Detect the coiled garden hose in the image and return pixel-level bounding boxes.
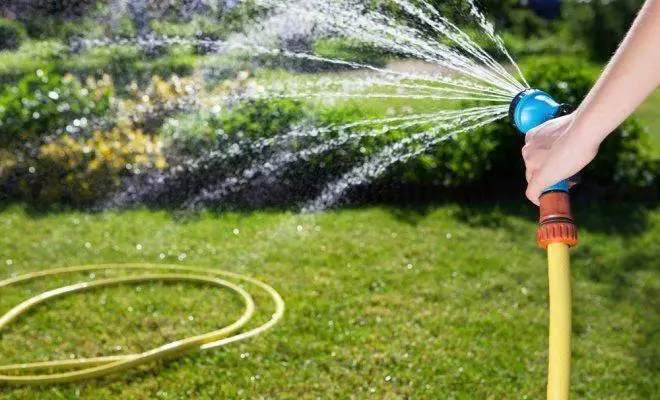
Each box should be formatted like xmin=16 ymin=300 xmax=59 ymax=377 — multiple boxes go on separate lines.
xmin=0 ymin=263 xmax=285 ymax=385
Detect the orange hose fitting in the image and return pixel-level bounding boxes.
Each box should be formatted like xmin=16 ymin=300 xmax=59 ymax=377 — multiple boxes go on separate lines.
xmin=537 ymin=191 xmax=578 ymax=249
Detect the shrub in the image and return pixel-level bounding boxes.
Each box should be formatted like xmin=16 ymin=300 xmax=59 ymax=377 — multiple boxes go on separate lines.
xmin=0 ymin=70 xmax=113 ymax=145
xmin=0 ymin=18 xmax=27 ymax=51
xmin=313 ymin=39 xmax=389 ymax=68
xmin=118 ymin=74 xmax=204 ymax=133
xmin=563 ymin=0 xmax=645 ymax=62
xmin=122 ymin=98 xmax=312 ymax=206
xmin=162 ymin=98 xmax=308 ymax=162
xmin=14 ymin=128 xmax=166 ymax=204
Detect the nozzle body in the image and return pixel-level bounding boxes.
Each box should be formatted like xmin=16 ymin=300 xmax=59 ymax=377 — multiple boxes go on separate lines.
xmin=510 ymin=89 xmax=570 ymax=193
xmin=509 ymin=89 xmax=561 ymax=134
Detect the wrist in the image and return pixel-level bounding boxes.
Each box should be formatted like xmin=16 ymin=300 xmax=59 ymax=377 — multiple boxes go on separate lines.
xmin=565 ymin=116 xmax=605 ymax=150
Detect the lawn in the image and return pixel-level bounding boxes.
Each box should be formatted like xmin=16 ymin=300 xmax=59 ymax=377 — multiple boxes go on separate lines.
xmin=1 ymin=203 xmax=658 ymax=399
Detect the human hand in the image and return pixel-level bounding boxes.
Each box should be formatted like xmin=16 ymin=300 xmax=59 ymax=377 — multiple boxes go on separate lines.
xmin=521 ymin=113 xmax=600 ymax=205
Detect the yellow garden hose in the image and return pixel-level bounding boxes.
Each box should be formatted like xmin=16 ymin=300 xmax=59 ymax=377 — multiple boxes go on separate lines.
xmin=537 ymin=190 xmax=578 ymax=400
xmin=0 ymin=263 xmax=285 ymax=385
xmin=546 ymin=243 xmax=572 ymax=400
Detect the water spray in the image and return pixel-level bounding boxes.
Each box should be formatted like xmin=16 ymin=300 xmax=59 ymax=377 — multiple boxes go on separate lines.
xmin=510 ymin=89 xmax=578 ymax=400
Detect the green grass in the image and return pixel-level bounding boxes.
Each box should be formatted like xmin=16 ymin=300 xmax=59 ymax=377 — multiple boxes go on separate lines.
xmin=0 ymin=203 xmax=658 ymax=399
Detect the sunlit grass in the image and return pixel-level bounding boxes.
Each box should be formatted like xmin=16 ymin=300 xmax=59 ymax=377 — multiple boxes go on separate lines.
xmin=0 ymin=203 xmax=658 ymax=399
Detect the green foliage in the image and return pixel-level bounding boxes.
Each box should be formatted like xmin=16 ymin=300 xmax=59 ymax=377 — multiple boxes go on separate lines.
xmin=563 ymin=0 xmax=645 ymax=61
xmin=521 ymin=56 xmax=601 ymax=105
xmin=12 ymin=128 xmax=166 ymax=204
xmin=0 ymin=18 xmax=27 ymax=51
xmin=209 ymin=98 xmax=307 ymax=142
xmin=0 ymin=70 xmax=112 ymax=145
xmin=163 ymin=98 xmax=308 ymax=159
xmin=313 ymin=39 xmax=389 ymax=67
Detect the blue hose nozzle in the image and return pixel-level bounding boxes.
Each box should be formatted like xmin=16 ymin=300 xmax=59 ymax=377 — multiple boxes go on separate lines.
xmin=510 ymin=89 xmax=570 ymax=193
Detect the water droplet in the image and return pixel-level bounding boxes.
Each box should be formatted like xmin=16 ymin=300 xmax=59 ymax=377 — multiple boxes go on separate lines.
xmin=159 ymin=253 xmax=166 ymax=259
xmin=406 ymin=263 xmax=413 ymax=270
xmin=385 ymin=375 xmax=392 ymax=382
xmin=178 ymin=253 xmax=187 ymax=261
xmin=136 ymin=244 xmax=143 ymax=250
xmin=446 ymin=233 xmax=452 ymax=239
xmin=296 ymin=225 xmax=303 ymax=232
xmin=48 ymin=91 xmax=59 ymax=100
xmin=84 ymin=242 xmax=92 ymax=249
xmin=233 ymin=228 xmax=240 ymax=235
xmin=6 ymin=259 xmax=13 ymax=266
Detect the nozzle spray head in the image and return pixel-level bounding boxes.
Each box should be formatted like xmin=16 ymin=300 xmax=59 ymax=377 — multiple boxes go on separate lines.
xmin=509 ymin=89 xmax=562 ymax=134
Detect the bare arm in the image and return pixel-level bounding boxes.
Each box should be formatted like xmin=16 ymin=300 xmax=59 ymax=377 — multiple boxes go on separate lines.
xmin=523 ymin=0 xmax=660 ymax=205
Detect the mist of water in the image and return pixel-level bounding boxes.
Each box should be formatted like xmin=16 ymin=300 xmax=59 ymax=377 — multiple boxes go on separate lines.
xmin=82 ymin=0 xmax=530 ymax=210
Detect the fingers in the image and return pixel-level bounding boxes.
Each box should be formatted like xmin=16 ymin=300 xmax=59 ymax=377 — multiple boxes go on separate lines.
xmin=525 ymin=168 xmax=534 ymax=184
xmin=526 ymin=182 xmax=542 ymax=207
xmin=525 ymin=114 xmax=572 ymax=144
xmin=526 ymin=164 xmax=567 ymax=206
xmin=522 ymin=143 xmax=543 ymax=179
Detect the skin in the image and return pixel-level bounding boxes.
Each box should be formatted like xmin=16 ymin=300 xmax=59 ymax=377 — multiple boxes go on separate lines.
xmin=522 ymin=0 xmax=660 ymax=205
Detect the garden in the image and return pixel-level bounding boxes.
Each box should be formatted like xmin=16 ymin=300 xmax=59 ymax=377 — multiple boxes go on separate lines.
xmin=0 ymin=0 xmax=659 ymax=398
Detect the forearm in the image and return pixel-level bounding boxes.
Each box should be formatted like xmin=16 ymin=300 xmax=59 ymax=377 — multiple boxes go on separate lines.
xmin=570 ymin=0 xmax=660 ymax=146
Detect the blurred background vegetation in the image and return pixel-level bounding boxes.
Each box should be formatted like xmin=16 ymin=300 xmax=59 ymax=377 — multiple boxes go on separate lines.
xmin=0 ymin=0 xmax=656 ymax=207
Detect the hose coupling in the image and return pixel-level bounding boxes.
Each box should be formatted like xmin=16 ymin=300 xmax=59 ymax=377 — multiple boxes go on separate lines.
xmin=537 ymin=191 xmax=578 ymax=249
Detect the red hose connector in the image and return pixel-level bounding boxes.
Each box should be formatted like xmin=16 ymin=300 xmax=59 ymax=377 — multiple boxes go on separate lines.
xmin=537 ymin=191 xmax=578 ymax=249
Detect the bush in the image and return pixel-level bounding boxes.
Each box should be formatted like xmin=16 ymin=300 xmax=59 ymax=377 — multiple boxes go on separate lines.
xmin=563 ymin=0 xmax=644 ymax=62
xmin=163 ymin=98 xmax=308 ymax=162
xmin=119 ymin=98 xmax=312 ymax=206
xmin=118 ymin=74 xmax=204 ymax=133
xmin=0 ymin=18 xmax=27 ymax=51
xmin=12 ymin=128 xmax=166 ymax=204
xmin=313 ymin=39 xmax=389 ymax=68
xmin=0 ymin=70 xmax=113 ymax=145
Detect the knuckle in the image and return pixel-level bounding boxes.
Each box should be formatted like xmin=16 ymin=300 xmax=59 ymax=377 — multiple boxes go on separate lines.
xmin=521 ymin=146 xmax=531 ymax=158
